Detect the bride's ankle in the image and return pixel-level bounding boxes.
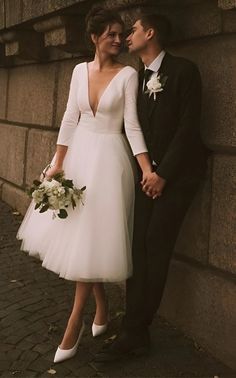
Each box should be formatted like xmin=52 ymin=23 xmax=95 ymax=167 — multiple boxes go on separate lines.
xmin=94 ymin=308 xmax=108 ymax=325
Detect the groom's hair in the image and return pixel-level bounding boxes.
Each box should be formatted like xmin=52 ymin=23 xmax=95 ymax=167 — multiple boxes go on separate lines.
xmin=138 ymin=13 xmax=171 ymax=47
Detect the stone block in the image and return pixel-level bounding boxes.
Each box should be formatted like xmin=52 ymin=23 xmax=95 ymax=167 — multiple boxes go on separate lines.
xmin=0 ymin=0 xmax=4 ymax=29
xmin=7 ymin=64 xmax=56 ymax=126
xmin=45 ymin=27 xmax=67 ymax=47
xmin=218 ymin=0 xmax=236 ymax=9
xmin=0 ymin=123 xmax=27 ymax=186
xmin=159 ymin=259 xmax=236 ymax=370
xmin=0 ymin=69 xmax=8 ymax=118
xmin=0 ymin=178 xmax=4 ymax=198
xmin=170 ymin=35 xmax=236 ymax=151
xmin=5 ymin=0 xmax=22 ymax=28
xmin=175 ymin=159 xmax=212 ymax=264
xmin=22 ymin=0 xmax=82 ymax=23
xmin=169 ymin=1 xmax=222 ymax=41
xmin=208 ymin=154 xmax=236 ymax=274
xmin=55 ymin=59 xmax=81 ymax=127
xmin=26 ymin=129 xmax=58 ymax=186
xmin=2 ymin=183 xmax=30 ymax=215
xmin=222 ymin=9 xmax=236 ymax=32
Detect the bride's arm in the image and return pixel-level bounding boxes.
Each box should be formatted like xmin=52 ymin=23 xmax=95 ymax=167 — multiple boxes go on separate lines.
xmin=123 ymin=69 xmax=152 ymax=178
xmin=46 ymin=65 xmax=80 ymax=177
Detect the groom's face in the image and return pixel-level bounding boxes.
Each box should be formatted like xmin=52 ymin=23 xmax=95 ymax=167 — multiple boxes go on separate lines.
xmin=126 ymin=20 xmax=149 ymax=53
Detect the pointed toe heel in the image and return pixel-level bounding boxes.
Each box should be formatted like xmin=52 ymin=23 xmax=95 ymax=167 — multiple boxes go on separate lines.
xmin=92 ymin=322 xmax=108 ymax=337
xmin=54 ymin=321 xmax=85 ymax=363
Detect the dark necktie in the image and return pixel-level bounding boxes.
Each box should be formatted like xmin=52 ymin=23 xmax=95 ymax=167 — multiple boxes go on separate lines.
xmin=143 ymin=69 xmax=153 ymax=93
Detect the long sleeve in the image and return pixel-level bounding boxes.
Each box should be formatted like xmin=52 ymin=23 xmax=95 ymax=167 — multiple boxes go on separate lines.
xmin=124 ymin=70 xmax=148 ymax=156
xmin=57 ymin=65 xmax=81 ymax=146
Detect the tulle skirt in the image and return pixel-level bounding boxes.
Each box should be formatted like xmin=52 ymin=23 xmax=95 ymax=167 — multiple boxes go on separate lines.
xmin=17 ymin=124 xmax=137 ymax=282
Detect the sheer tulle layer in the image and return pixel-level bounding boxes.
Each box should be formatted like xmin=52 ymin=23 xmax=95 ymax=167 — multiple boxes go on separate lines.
xmin=17 ymin=125 xmax=136 ymax=282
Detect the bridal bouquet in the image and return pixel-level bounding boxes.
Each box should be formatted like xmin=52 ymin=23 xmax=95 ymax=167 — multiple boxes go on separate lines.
xmin=29 ymin=169 xmax=86 ymax=219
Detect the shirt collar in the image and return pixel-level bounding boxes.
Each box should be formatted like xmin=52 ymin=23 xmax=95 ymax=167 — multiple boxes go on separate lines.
xmin=145 ymin=50 xmax=166 ymax=73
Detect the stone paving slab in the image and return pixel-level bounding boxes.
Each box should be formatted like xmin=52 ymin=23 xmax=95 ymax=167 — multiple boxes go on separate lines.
xmin=0 ymin=200 xmax=235 ymax=378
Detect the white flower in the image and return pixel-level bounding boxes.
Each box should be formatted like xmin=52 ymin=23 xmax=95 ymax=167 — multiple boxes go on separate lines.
xmin=145 ymin=73 xmax=167 ymax=100
xmin=32 ymin=190 xmax=44 ymax=204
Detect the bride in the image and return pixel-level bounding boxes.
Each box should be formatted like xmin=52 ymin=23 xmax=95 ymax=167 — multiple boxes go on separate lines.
xmin=17 ymin=6 xmax=152 ymax=363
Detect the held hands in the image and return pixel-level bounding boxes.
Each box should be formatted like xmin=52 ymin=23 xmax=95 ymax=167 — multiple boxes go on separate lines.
xmin=141 ymin=171 xmax=166 ymax=199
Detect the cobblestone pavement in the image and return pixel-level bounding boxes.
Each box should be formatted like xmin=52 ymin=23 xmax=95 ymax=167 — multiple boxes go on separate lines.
xmin=0 ymin=200 xmax=235 ymax=378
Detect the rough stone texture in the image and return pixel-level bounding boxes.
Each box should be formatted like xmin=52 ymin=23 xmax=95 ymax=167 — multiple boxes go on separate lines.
xmin=165 ymin=1 xmax=222 ymax=41
xmin=5 ymin=0 xmax=22 ymax=28
xmin=0 ymin=0 xmax=4 ymax=29
xmin=0 ymin=123 xmax=27 ymax=186
xmin=218 ymin=0 xmax=236 ymax=9
xmin=209 ymin=154 xmax=236 ymax=274
xmin=55 ymin=58 xmax=81 ymax=127
xmin=0 ymin=178 xmax=4 ymax=198
xmin=159 ymin=259 xmax=236 ymax=371
xmin=26 ymin=129 xmax=58 ymax=187
xmin=1 ymin=183 xmax=30 ymax=214
xmin=0 ymin=69 xmax=8 ymax=118
xmin=45 ymin=26 xmax=67 ymax=47
xmin=7 ymin=63 xmax=56 ymax=126
xmin=222 ymin=9 xmax=236 ymax=32
xmin=175 ymin=159 xmax=212 ymax=264
xmin=22 ymin=0 xmax=84 ymax=23
xmin=170 ymin=35 xmax=236 ymax=151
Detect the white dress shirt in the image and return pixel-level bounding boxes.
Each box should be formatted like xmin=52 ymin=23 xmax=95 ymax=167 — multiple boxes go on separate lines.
xmin=145 ymin=50 xmax=166 ymax=72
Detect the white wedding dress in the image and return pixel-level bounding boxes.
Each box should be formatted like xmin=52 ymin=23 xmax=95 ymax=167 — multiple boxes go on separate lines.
xmin=17 ymin=62 xmax=147 ymax=282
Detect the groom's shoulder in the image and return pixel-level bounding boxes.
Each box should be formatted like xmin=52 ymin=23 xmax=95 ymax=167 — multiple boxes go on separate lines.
xmin=167 ymin=53 xmax=200 ymax=77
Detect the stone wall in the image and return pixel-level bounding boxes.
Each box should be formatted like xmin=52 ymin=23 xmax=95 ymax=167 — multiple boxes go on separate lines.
xmin=0 ymin=0 xmax=235 ymax=370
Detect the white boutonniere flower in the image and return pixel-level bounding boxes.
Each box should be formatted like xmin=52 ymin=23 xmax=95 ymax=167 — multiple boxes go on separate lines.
xmin=145 ymin=73 xmax=168 ymax=100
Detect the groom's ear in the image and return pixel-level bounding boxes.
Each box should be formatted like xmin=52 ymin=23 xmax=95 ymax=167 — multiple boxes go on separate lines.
xmin=146 ymin=28 xmax=155 ymax=41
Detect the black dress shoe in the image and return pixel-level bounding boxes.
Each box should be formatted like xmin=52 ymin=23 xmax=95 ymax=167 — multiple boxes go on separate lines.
xmin=94 ymin=328 xmax=150 ymax=362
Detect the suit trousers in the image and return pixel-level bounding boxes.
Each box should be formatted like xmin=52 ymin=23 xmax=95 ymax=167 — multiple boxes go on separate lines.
xmin=124 ymin=177 xmax=201 ymax=330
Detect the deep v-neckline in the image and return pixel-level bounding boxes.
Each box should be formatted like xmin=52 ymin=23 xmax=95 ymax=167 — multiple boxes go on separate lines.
xmin=86 ymin=63 xmax=127 ymax=118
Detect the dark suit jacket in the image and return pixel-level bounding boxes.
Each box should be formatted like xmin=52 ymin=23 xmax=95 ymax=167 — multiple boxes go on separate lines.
xmin=137 ymin=52 xmax=207 ymax=185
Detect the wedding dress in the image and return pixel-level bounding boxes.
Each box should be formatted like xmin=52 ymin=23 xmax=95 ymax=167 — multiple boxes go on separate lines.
xmin=17 ymin=62 xmax=147 ymax=282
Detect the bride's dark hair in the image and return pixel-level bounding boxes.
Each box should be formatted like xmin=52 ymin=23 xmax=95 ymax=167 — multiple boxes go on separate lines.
xmin=85 ymin=5 xmax=124 ymax=40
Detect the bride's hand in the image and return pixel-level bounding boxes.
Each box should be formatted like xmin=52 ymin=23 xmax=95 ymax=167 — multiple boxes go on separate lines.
xmin=41 ymin=165 xmax=63 ymax=180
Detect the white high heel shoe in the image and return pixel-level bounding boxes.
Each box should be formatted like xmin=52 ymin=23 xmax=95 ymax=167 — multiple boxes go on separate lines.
xmin=54 ymin=321 xmax=85 ymax=363
xmin=92 ymin=321 xmax=108 ymax=337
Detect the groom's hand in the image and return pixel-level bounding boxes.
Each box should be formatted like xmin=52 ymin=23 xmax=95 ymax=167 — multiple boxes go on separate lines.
xmin=141 ymin=172 xmax=166 ymax=199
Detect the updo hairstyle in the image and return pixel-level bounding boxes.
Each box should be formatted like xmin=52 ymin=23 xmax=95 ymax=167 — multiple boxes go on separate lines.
xmin=85 ymin=5 xmax=125 ymax=43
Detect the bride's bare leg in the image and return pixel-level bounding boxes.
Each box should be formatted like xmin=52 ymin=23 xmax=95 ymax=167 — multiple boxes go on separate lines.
xmin=60 ymin=281 xmax=93 ymax=349
xmin=93 ymin=283 xmax=108 ymax=325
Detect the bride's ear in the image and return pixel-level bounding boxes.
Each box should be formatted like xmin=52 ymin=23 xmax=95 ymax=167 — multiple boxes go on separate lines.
xmin=91 ymin=33 xmax=98 ymax=46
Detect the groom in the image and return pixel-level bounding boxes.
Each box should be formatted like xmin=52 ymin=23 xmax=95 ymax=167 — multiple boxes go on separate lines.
xmin=95 ymin=13 xmax=207 ymax=361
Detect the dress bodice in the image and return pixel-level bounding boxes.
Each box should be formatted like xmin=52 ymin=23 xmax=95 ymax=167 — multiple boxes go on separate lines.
xmin=57 ymin=62 xmax=147 ymax=156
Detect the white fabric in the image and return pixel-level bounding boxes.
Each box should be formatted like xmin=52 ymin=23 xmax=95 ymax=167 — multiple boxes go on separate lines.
xmin=17 ymin=63 xmax=148 ymax=282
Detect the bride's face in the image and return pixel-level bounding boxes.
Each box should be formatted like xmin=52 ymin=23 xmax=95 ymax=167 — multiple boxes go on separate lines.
xmin=92 ymin=23 xmax=124 ymax=56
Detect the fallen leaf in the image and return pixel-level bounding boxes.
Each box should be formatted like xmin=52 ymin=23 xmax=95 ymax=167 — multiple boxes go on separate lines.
xmin=104 ymin=334 xmax=117 ymax=343
xmin=48 ymin=324 xmax=58 ymax=334
xmin=47 ymin=368 xmax=56 ymax=375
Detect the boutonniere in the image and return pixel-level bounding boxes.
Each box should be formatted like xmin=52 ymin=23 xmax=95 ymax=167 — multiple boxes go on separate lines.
xmin=145 ymin=73 xmax=168 ymax=100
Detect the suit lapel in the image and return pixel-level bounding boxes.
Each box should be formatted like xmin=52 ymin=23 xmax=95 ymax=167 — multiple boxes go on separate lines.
xmin=147 ymin=52 xmax=172 ymax=119
xmin=137 ymin=68 xmax=150 ymax=131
